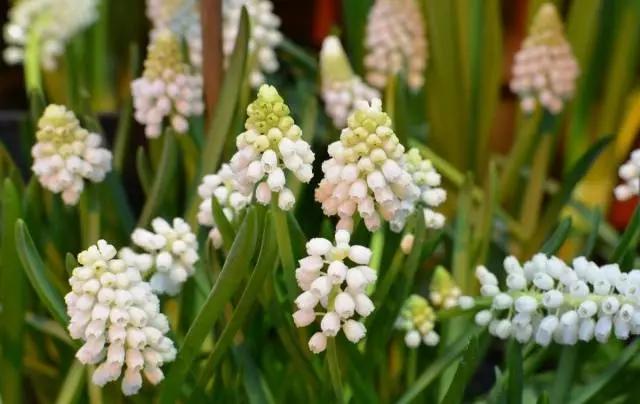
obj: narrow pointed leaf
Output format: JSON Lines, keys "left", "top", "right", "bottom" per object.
{"left": 540, "top": 217, "right": 573, "bottom": 255}
{"left": 610, "top": 203, "right": 640, "bottom": 263}
{"left": 440, "top": 336, "right": 480, "bottom": 404}
{"left": 506, "top": 341, "right": 523, "bottom": 404}
{"left": 211, "top": 197, "right": 236, "bottom": 252}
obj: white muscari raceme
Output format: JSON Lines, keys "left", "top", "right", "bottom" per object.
{"left": 120, "top": 218, "right": 199, "bottom": 296}
{"left": 315, "top": 99, "right": 417, "bottom": 232}
{"left": 65, "top": 240, "right": 176, "bottom": 396}
{"left": 222, "top": 0, "right": 282, "bottom": 88}
{"left": 614, "top": 149, "right": 640, "bottom": 201}
{"left": 510, "top": 3, "right": 579, "bottom": 114}
{"left": 471, "top": 254, "right": 640, "bottom": 345}
{"left": 320, "top": 35, "right": 380, "bottom": 128}
{"left": 229, "top": 84, "right": 314, "bottom": 210}
{"left": 395, "top": 295, "right": 440, "bottom": 348}
{"left": 429, "top": 266, "right": 461, "bottom": 310}
{"left": 146, "top": 0, "right": 202, "bottom": 69}
{"left": 3, "top": 0, "right": 99, "bottom": 69}
{"left": 197, "top": 163, "right": 250, "bottom": 248}
{"left": 391, "top": 148, "right": 446, "bottom": 232}
{"left": 293, "top": 230, "right": 376, "bottom": 353}
{"left": 364, "top": 0, "right": 427, "bottom": 91}
{"left": 31, "top": 104, "right": 112, "bottom": 206}
{"left": 131, "top": 29, "right": 204, "bottom": 138}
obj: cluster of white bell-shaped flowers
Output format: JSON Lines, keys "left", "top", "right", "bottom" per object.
{"left": 390, "top": 148, "right": 446, "bottom": 232}
{"left": 509, "top": 3, "right": 579, "bottom": 114}
{"left": 229, "top": 85, "right": 314, "bottom": 211}
{"left": 320, "top": 36, "right": 380, "bottom": 129}
{"left": 614, "top": 149, "right": 640, "bottom": 201}
{"left": 222, "top": 0, "right": 282, "bottom": 88}
{"left": 65, "top": 240, "right": 177, "bottom": 396}
{"left": 197, "top": 164, "right": 250, "bottom": 249}
{"left": 293, "top": 230, "right": 376, "bottom": 353}
{"left": 315, "top": 99, "right": 417, "bottom": 232}
{"left": 146, "top": 0, "right": 202, "bottom": 69}
{"left": 131, "top": 29, "right": 204, "bottom": 138}
{"left": 429, "top": 266, "right": 462, "bottom": 310}
{"left": 3, "top": 0, "right": 99, "bottom": 69}
{"left": 395, "top": 294, "right": 440, "bottom": 348}
{"left": 31, "top": 104, "right": 112, "bottom": 206}
{"left": 364, "top": 0, "right": 427, "bottom": 91}
{"left": 120, "top": 218, "right": 199, "bottom": 296}
{"left": 472, "top": 254, "right": 640, "bottom": 346}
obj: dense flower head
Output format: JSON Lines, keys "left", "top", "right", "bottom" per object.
{"left": 320, "top": 36, "right": 380, "bottom": 128}
{"left": 229, "top": 85, "right": 314, "bottom": 210}
{"left": 473, "top": 254, "right": 640, "bottom": 345}
{"left": 510, "top": 3, "right": 579, "bottom": 114}
{"left": 223, "top": 0, "right": 282, "bottom": 88}
{"left": 395, "top": 295, "right": 440, "bottom": 348}
{"left": 364, "top": 0, "right": 427, "bottom": 91}
{"left": 31, "top": 104, "right": 112, "bottom": 206}
{"left": 293, "top": 230, "right": 376, "bottom": 353}
{"left": 65, "top": 240, "right": 176, "bottom": 396}
{"left": 614, "top": 149, "right": 640, "bottom": 201}
{"left": 120, "top": 218, "right": 199, "bottom": 296}
{"left": 315, "top": 99, "right": 416, "bottom": 232}
{"left": 3, "top": 0, "right": 99, "bottom": 69}
{"left": 429, "top": 266, "right": 461, "bottom": 310}
{"left": 197, "top": 164, "right": 250, "bottom": 248}
{"left": 146, "top": 0, "right": 202, "bottom": 68}
{"left": 390, "top": 148, "right": 446, "bottom": 232}
{"left": 131, "top": 29, "right": 204, "bottom": 138}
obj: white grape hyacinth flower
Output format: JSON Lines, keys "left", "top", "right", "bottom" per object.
{"left": 315, "top": 99, "right": 417, "bottom": 232}
{"left": 65, "top": 240, "right": 176, "bottom": 396}
{"left": 229, "top": 84, "right": 314, "bottom": 211}
{"left": 364, "top": 0, "right": 427, "bottom": 91}
{"left": 31, "top": 105, "right": 112, "bottom": 206}
{"left": 509, "top": 3, "right": 579, "bottom": 115}
{"left": 131, "top": 29, "right": 204, "bottom": 138}
{"left": 197, "top": 164, "right": 250, "bottom": 248}
{"left": 470, "top": 254, "right": 640, "bottom": 345}
{"left": 146, "top": 0, "right": 202, "bottom": 69}
{"left": 395, "top": 294, "right": 440, "bottom": 348}
{"left": 121, "top": 218, "right": 199, "bottom": 296}
{"left": 223, "top": 0, "right": 282, "bottom": 88}
{"left": 390, "top": 148, "right": 446, "bottom": 232}
{"left": 320, "top": 35, "right": 380, "bottom": 128}
{"left": 614, "top": 149, "right": 640, "bottom": 201}
{"left": 3, "top": 0, "right": 99, "bottom": 69}
{"left": 293, "top": 230, "right": 376, "bottom": 353}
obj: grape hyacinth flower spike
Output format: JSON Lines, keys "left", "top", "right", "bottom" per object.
{"left": 395, "top": 294, "right": 440, "bottom": 348}
{"left": 229, "top": 84, "right": 315, "bottom": 211}
{"left": 65, "top": 240, "right": 176, "bottom": 395}
{"left": 293, "top": 230, "right": 376, "bottom": 353}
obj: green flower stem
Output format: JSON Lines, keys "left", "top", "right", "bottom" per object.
{"left": 326, "top": 338, "right": 345, "bottom": 404}
{"left": 79, "top": 183, "right": 100, "bottom": 247}
{"left": 384, "top": 75, "right": 397, "bottom": 124}
{"left": 25, "top": 30, "right": 42, "bottom": 93}
{"left": 366, "top": 230, "right": 385, "bottom": 295}
{"left": 406, "top": 348, "right": 417, "bottom": 387}
{"left": 271, "top": 201, "right": 298, "bottom": 301}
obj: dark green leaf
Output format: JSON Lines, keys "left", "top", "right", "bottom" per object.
{"left": 233, "top": 346, "right": 276, "bottom": 404}
{"left": 15, "top": 220, "right": 68, "bottom": 327}
{"left": 611, "top": 203, "right": 640, "bottom": 264}
{"left": 506, "top": 340, "right": 523, "bottom": 404}
{"left": 580, "top": 208, "right": 602, "bottom": 257}
{"left": 211, "top": 197, "right": 236, "bottom": 253}
{"left": 65, "top": 253, "right": 78, "bottom": 276}
{"left": 440, "top": 336, "right": 480, "bottom": 404}
{"left": 135, "top": 146, "right": 153, "bottom": 196}
{"left": 538, "top": 392, "right": 550, "bottom": 404}
{"left": 550, "top": 346, "right": 579, "bottom": 404}
{"left": 540, "top": 217, "right": 573, "bottom": 255}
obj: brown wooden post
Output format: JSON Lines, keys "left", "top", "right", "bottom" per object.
{"left": 200, "top": 0, "right": 223, "bottom": 125}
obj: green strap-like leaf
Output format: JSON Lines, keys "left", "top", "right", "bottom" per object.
{"left": 211, "top": 197, "right": 236, "bottom": 253}
{"left": 15, "top": 219, "right": 68, "bottom": 327}
{"left": 550, "top": 345, "right": 579, "bottom": 404}
{"left": 1, "top": 179, "right": 27, "bottom": 404}
{"left": 540, "top": 217, "right": 573, "bottom": 255}
{"left": 135, "top": 146, "right": 153, "bottom": 196}
{"left": 191, "top": 213, "right": 278, "bottom": 401}
{"left": 159, "top": 207, "right": 262, "bottom": 404}
{"left": 233, "top": 346, "right": 276, "bottom": 404}
{"left": 440, "top": 336, "right": 480, "bottom": 404}
{"left": 506, "top": 340, "right": 523, "bottom": 404}
{"left": 610, "top": 203, "right": 640, "bottom": 264}
{"left": 54, "top": 360, "right": 85, "bottom": 404}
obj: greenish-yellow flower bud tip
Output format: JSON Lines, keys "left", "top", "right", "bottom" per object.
{"left": 257, "top": 84, "right": 281, "bottom": 103}
{"left": 429, "top": 266, "right": 461, "bottom": 309}
{"left": 320, "top": 35, "right": 354, "bottom": 83}
{"left": 529, "top": 2, "right": 565, "bottom": 46}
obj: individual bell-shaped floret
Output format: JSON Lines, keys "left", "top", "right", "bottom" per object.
{"left": 3, "top": 0, "right": 99, "bottom": 69}
{"left": 320, "top": 35, "right": 380, "bottom": 128}
{"left": 229, "top": 84, "right": 314, "bottom": 211}
{"left": 364, "top": 0, "right": 427, "bottom": 91}
{"left": 31, "top": 104, "right": 112, "bottom": 206}
{"left": 614, "top": 149, "right": 640, "bottom": 201}
{"left": 293, "top": 230, "right": 376, "bottom": 353}
{"left": 390, "top": 148, "right": 446, "bottom": 232}
{"left": 120, "top": 217, "right": 199, "bottom": 296}
{"left": 131, "top": 29, "right": 204, "bottom": 138}
{"left": 467, "top": 254, "right": 640, "bottom": 346}
{"left": 395, "top": 294, "right": 440, "bottom": 348}
{"left": 315, "top": 99, "right": 416, "bottom": 232}
{"left": 197, "top": 164, "right": 250, "bottom": 248}
{"left": 222, "top": 0, "right": 282, "bottom": 88}
{"left": 65, "top": 240, "right": 177, "bottom": 396}
{"left": 510, "top": 3, "right": 579, "bottom": 114}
